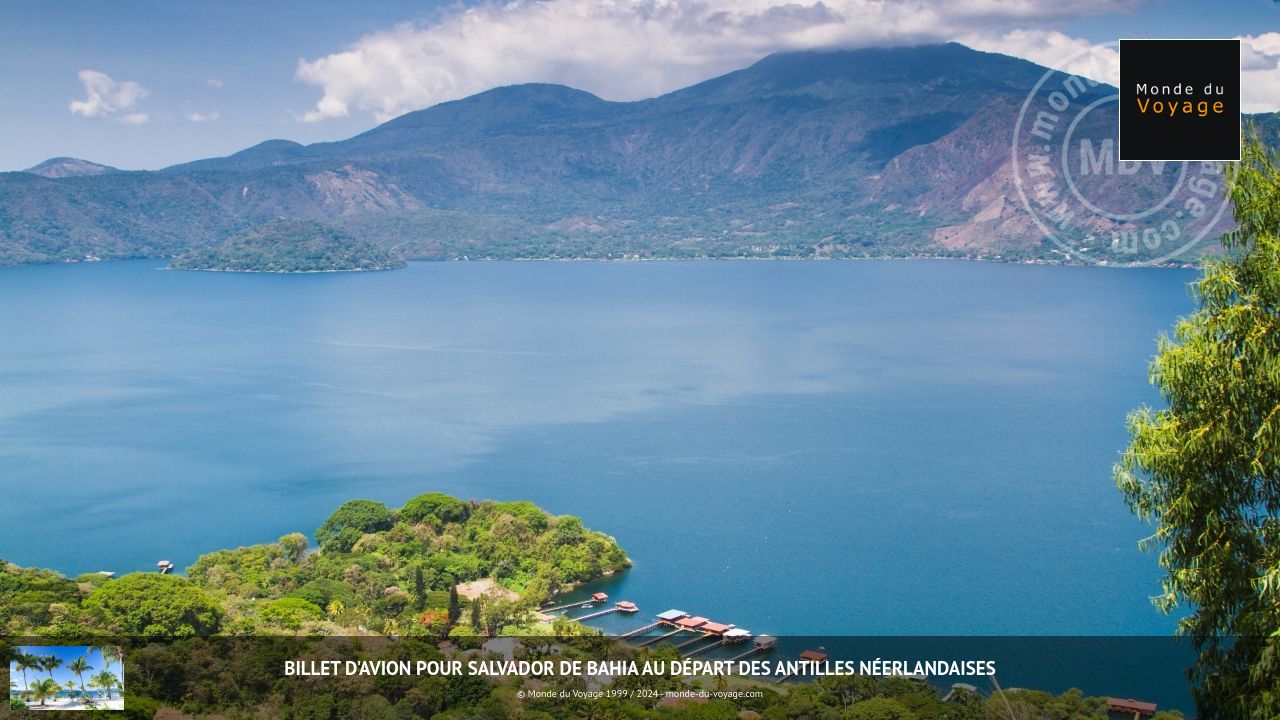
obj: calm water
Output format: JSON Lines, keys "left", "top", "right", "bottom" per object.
{"left": 0, "top": 259, "right": 1193, "bottom": 636}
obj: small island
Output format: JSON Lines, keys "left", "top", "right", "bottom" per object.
{"left": 169, "top": 218, "right": 406, "bottom": 273}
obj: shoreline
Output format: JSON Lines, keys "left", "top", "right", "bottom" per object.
{"left": 1, "top": 253, "right": 1201, "bottom": 272}
{"left": 160, "top": 264, "right": 406, "bottom": 274}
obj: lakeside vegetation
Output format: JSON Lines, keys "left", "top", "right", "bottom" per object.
{"left": 1, "top": 492, "right": 1185, "bottom": 720}
{"left": 1116, "top": 134, "right": 1280, "bottom": 720}
{"left": 1, "top": 492, "right": 628, "bottom": 640}
{"left": 169, "top": 219, "right": 406, "bottom": 273}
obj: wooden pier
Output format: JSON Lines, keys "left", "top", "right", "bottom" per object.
{"left": 569, "top": 601, "right": 638, "bottom": 623}
{"left": 726, "top": 646, "right": 764, "bottom": 662}
{"left": 676, "top": 633, "right": 713, "bottom": 651}
{"left": 573, "top": 606, "right": 621, "bottom": 622}
{"left": 636, "top": 628, "right": 685, "bottom": 647}
{"left": 618, "top": 622, "right": 661, "bottom": 639}
{"left": 683, "top": 639, "right": 725, "bottom": 658}
{"left": 542, "top": 598, "right": 603, "bottom": 613}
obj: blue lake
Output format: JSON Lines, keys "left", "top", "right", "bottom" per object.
{"left": 0, "top": 259, "right": 1193, "bottom": 636}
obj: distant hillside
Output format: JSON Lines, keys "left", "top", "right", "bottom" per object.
{"left": 2, "top": 44, "right": 1275, "bottom": 267}
{"left": 170, "top": 218, "right": 405, "bottom": 272}
{"left": 23, "top": 156, "right": 119, "bottom": 178}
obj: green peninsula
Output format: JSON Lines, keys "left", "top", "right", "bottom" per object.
{"left": 0, "top": 492, "right": 628, "bottom": 638}
{"left": 169, "top": 218, "right": 406, "bottom": 273}
{"left": 0, "top": 493, "right": 1184, "bottom": 719}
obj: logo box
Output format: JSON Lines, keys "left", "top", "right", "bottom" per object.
{"left": 1119, "top": 39, "right": 1241, "bottom": 162}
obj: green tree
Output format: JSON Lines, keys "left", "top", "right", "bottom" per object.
{"left": 289, "top": 578, "right": 356, "bottom": 610}
{"left": 89, "top": 671, "right": 119, "bottom": 700}
{"left": 816, "top": 675, "right": 877, "bottom": 708}
{"left": 83, "top": 574, "right": 223, "bottom": 637}
{"left": 326, "top": 599, "right": 346, "bottom": 619}
{"left": 448, "top": 582, "right": 462, "bottom": 624}
{"left": 479, "top": 596, "right": 533, "bottom": 636}
{"left": 28, "top": 678, "right": 59, "bottom": 707}
{"left": 39, "top": 653, "right": 61, "bottom": 683}
{"left": 97, "top": 646, "right": 123, "bottom": 692}
{"left": 1116, "top": 134, "right": 1280, "bottom": 720}
{"left": 414, "top": 566, "right": 426, "bottom": 612}
{"left": 469, "top": 597, "right": 481, "bottom": 631}
{"left": 14, "top": 652, "right": 40, "bottom": 696}
{"left": 315, "top": 499, "right": 393, "bottom": 552}
{"left": 260, "top": 597, "right": 324, "bottom": 630}
{"left": 67, "top": 656, "right": 92, "bottom": 699}
{"left": 401, "top": 492, "right": 469, "bottom": 525}
{"left": 278, "top": 533, "right": 309, "bottom": 563}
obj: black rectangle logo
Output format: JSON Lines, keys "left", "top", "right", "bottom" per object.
{"left": 1119, "top": 39, "right": 1241, "bottom": 161}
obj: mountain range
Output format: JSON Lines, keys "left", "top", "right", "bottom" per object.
{"left": 2, "top": 43, "right": 1274, "bottom": 267}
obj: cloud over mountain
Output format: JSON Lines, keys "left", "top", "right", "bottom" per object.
{"left": 1240, "top": 32, "right": 1280, "bottom": 113}
{"left": 294, "top": 0, "right": 1138, "bottom": 122}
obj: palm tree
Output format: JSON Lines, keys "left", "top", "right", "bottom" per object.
{"left": 14, "top": 652, "right": 40, "bottom": 696}
{"left": 103, "top": 646, "right": 124, "bottom": 693}
{"left": 89, "top": 671, "right": 119, "bottom": 700}
{"left": 326, "top": 599, "right": 345, "bottom": 618}
{"left": 66, "top": 656, "right": 92, "bottom": 700}
{"left": 28, "top": 678, "right": 60, "bottom": 707}
{"left": 39, "top": 653, "right": 62, "bottom": 684}
{"left": 100, "top": 645, "right": 123, "bottom": 674}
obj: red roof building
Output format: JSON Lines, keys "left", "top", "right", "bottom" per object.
{"left": 700, "top": 621, "right": 732, "bottom": 634}
{"left": 591, "top": 592, "right": 609, "bottom": 602}
{"left": 615, "top": 601, "right": 637, "bottom": 612}
{"left": 1107, "top": 698, "right": 1157, "bottom": 717}
{"left": 799, "top": 650, "right": 828, "bottom": 662}
{"left": 675, "top": 616, "right": 709, "bottom": 629}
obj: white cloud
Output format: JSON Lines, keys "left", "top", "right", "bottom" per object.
{"left": 206, "top": 78, "right": 224, "bottom": 90}
{"left": 69, "top": 70, "right": 150, "bottom": 123}
{"left": 294, "top": 0, "right": 1144, "bottom": 123}
{"left": 968, "top": 33, "right": 1280, "bottom": 113}
{"left": 962, "top": 29, "right": 1119, "bottom": 85}
{"left": 185, "top": 110, "right": 221, "bottom": 122}
{"left": 1239, "top": 33, "right": 1280, "bottom": 114}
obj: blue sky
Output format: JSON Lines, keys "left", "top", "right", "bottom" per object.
{"left": 8, "top": 646, "right": 120, "bottom": 693}
{"left": 1, "top": 0, "right": 1277, "bottom": 171}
